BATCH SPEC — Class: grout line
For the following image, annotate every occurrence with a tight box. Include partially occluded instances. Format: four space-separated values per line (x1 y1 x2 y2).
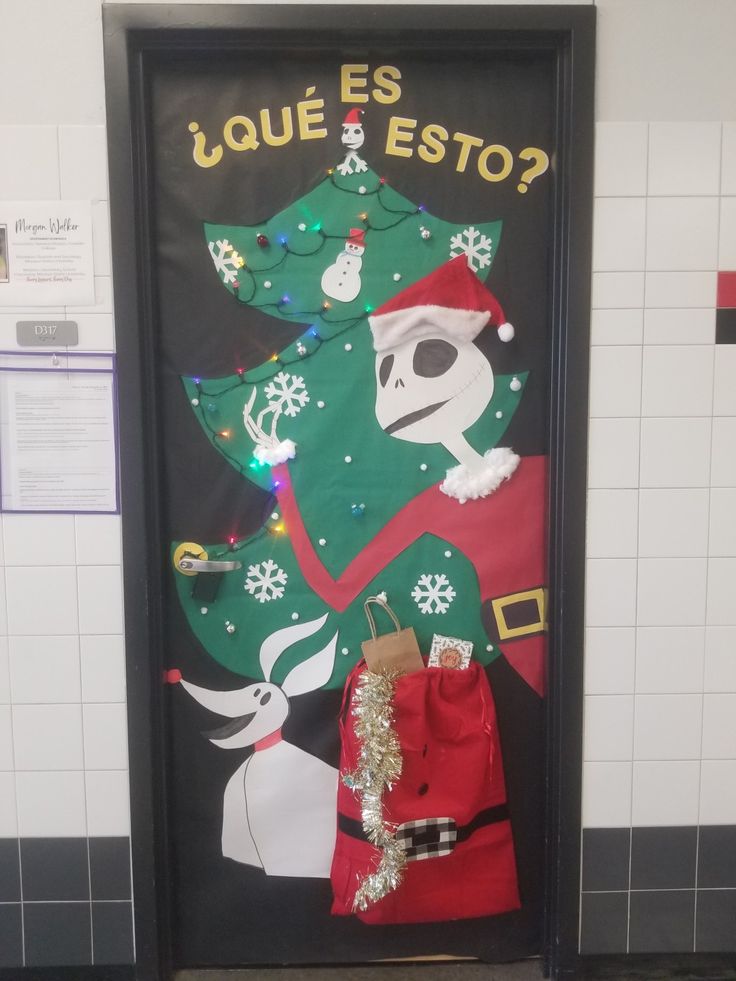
693 122 726 953
0 898 132 905
625 118 650 954
582 886 735 895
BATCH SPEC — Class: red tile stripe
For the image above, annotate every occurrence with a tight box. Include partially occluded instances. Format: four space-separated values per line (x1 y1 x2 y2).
717 271 736 308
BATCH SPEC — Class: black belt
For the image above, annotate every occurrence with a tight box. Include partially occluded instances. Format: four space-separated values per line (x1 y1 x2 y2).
338 804 510 862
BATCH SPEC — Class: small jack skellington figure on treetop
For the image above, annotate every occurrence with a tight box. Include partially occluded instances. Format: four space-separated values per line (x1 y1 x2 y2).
336 107 368 176
369 255 519 503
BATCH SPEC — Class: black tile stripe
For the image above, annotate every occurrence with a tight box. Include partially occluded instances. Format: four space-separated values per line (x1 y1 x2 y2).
716 308 736 343
582 828 631 892
0 838 133 969
630 827 697 890
697 826 736 888
0 841 21 903
20 839 90 902
581 827 736 956
695 889 736 952
629 890 695 954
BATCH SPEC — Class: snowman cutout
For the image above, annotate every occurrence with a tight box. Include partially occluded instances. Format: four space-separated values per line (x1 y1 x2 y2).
336 107 367 176
320 228 366 303
168 614 339 877
369 255 519 504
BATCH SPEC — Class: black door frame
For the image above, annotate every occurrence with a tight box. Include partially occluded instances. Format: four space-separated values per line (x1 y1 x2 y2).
102 6 595 980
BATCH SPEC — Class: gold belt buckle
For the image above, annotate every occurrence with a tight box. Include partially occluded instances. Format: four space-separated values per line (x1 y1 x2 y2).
491 587 547 640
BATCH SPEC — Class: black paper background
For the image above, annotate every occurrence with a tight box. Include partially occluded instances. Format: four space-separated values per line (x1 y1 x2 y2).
150 47 554 967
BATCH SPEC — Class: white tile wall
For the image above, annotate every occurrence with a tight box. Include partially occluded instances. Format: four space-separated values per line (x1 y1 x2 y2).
647 122 721 196
9 636 81 704
0 109 128 852
643 308 715 346
592 271 645 309
584 627 636 695
722 123 736 196
582 761 633 827
700 760 736 824
15 771 87 837
85 770 131 837
635 626 705 694
12 704 85 770
713 346 736 415
583 118 736 833
704 626 736 692
631 760 701 826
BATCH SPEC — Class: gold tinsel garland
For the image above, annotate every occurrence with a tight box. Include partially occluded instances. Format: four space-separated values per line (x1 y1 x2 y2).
343 668 407 910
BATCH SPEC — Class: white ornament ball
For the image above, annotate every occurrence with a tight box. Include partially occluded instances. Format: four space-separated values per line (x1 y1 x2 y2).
191 398 199 406
393 273 402 282
291 612 299 621
498 322 515 343
263 280 272 289
226 622 236 635
420 226 431 240
271 512 279 520
358 186 367 195
496 411 503 419
419 463 428 472
317 400 325 409
510 376 522 392
341 647 350 656
344 343 352 352
344 455 352 463
486 644 494 652
200 606 208 615
318 538 327 547
444 550 452 558
298 222 307 231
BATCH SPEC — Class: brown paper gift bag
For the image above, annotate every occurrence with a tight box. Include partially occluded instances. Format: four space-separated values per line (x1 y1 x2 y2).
360 596 424 675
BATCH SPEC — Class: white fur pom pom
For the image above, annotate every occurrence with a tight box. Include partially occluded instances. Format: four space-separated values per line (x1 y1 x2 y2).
254 439 296 466
440 447 520 504
497 321 515 342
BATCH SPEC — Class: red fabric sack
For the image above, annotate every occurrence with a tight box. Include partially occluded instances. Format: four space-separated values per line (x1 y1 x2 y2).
330 660 520 924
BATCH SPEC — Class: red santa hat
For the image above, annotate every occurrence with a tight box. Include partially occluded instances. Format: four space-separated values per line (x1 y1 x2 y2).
343 108 364 126
346 227 366 248
369 254 514 353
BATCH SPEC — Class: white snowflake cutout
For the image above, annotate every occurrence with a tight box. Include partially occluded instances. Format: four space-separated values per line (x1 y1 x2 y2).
264 371 310 417
411 573 456 615
449 226 493 273
244 559 288 603
208 238 240 285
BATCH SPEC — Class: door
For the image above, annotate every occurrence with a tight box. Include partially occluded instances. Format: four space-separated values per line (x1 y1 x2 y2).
105 8 595 974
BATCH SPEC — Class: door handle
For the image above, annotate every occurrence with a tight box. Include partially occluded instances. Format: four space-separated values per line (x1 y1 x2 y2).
177 558 243 573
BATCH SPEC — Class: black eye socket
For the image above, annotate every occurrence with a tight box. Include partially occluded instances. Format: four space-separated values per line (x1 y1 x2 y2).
253 688 261 697
259 692 272 706
413 339 458 378
378 354 394 387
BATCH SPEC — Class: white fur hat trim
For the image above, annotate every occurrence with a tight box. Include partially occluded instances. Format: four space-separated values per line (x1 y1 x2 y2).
440 446 520 504
370 305 489 353
254 439 296 466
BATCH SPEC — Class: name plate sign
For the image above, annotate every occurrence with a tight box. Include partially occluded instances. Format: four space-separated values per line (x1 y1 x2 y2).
0 202 95 306
16 321 79 346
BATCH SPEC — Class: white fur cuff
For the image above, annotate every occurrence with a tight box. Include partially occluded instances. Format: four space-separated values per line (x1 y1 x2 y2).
254 439 296 466
440 446 520 504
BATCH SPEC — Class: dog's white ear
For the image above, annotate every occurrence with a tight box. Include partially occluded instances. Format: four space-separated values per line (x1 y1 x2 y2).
281 631 338 698
259 613 329 681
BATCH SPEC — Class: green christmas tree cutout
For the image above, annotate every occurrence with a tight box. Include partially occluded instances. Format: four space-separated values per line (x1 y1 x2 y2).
175 158 531 688
204 166 501 339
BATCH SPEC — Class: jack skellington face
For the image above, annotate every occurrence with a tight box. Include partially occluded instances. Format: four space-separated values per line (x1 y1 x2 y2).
375 332 494 466
341 124 365 150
